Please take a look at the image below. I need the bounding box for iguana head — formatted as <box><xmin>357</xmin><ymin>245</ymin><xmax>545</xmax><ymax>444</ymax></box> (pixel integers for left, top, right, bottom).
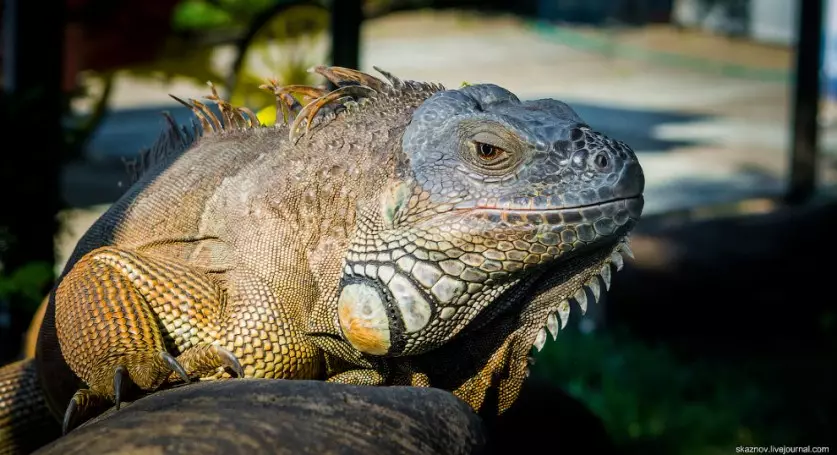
<box><xmin>274</xmin><ymin>67</ymin><xmax>644</xmax><ymax>413</ymax></box>
<box><xmin>335</xmin><ymin>79</ymin><xmax>644</xmax><ymax>360</ymax></box>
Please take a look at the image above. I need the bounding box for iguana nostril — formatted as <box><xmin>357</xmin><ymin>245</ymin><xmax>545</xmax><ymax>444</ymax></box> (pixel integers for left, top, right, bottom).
<box><xmin>593</xmin><ymin>153</ymin><xmax>609</xmax><ymax>170</ymax></box>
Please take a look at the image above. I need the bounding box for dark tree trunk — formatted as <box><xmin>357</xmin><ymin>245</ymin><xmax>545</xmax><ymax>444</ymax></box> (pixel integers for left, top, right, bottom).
<box><xmin>329</xmin><ymin>0</ymin><xmax>362</xmax><ymax>81</ymax></box>
<box><xmin>0</xmin><ymin>0</ymin><xmax>66</xmax><ymax>362</ymax></box>
<box><xmin>786</xmin><ymin>0</ymin><xmax>823</xmax><ymax>204</ymax></box>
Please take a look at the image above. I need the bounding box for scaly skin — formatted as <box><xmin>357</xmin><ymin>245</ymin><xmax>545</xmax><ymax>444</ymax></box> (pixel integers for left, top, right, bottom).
<box><xmin>0</xmin><ymin>66</ymin><xmax>644</xmax><ymax>454</ymax></box>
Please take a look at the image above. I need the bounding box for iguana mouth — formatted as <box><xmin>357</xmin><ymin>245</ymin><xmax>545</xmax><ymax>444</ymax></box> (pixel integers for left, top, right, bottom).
<box><xmin>431</xmin><ymin>196</ymin><xmax>643</xmax><ymax>266</ymax></box>
<box><xmin>453</xmin><ymin>196</ymin><xmax>643</xmax><ymax>226</ymax></box>
<box><xmin>454</xmin><ymin>195</ymin><xmax>641</xmax><ymax>211</ymax></box>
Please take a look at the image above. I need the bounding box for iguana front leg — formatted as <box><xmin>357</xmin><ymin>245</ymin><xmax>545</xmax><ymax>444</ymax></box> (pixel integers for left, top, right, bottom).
<box><xmin>449</xmin><ymin>331</ymin><xmax>528</xmax><ymax>413</ymax></box>
<box><xmin>322</xmin><ymin>353</ymin><xmax>430</xmax><ymax>388</ymax></box>
<box><xmin>55</xmin><ymin>246</ymin><xmax>244</xmax><ymax>433</ymax></box>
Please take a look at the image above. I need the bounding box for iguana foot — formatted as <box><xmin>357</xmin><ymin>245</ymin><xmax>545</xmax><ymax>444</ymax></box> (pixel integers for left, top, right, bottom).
<box><xmin>326</xmin><ymin>363</ymin><xmax>432</xmax><ymax>388</ymax></box>
<box><xmin>62</xmin><ymin>351</ymin><xmax>191</xmax><ymax>434</ymax></box>
<box><xmin>408</xmin><ymin>372</ymin><xmax>431</xmax><ymax>387</ymax></box>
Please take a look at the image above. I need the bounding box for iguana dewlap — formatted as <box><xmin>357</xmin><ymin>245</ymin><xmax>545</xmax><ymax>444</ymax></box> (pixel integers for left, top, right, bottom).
<box><xmin>0</xmin><ymin>66</ymin><xmax>644</xmax><ymax>454</ymax></box>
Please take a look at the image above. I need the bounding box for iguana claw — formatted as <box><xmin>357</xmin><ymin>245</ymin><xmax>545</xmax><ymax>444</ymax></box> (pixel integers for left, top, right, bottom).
<box><xmin>62</xmin><ymin>389</ymin><xmax>109</xmax><ymax>435</ymax></box>
<box><xmin>159</xmin><ymin>351</ymin><xmax>191</xmax><ymax>384</ymax></box>
<box><xmin>214</xmin><ymin>346</ymin><xmax>245</xmax><ymax>378</ymax></box>
<box><xmin>113</xmin><ymin>365</ymin><xmax>127</xmax><ymax>410</ymax></box>
<box><xmin>61</xmin><ymin>393</ymin><xmax>78</xmax><ymax>435</ymax></box>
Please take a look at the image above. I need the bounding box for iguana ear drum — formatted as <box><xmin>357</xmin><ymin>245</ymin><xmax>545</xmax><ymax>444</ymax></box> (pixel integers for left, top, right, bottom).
<box><xmin>337</xmin><ymin>281</ymin><xmax>392</xmax><ymax>355</ymax></box>
<box><xmin>336</xmin><ymin>273</ymin><xmax>430</xmax><ymax>357</ymax></box>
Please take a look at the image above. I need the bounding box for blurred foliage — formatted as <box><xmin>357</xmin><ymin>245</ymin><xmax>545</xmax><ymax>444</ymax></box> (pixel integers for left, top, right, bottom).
<box><xmin>172</xmin><ymin>0</ymin><xmax>240</xmax><ymax>30</ymax></box>
<box><xmin>228</xmin><ymin>3</ymin><xmax>327</xmax><ymax>112</ymax></box>
<box><xmin>532</xmin><ymin>328</ymin><xmax>832</xmax><ymax>455</ymax></box>
<box><xmin>172</xmin><ymin>0</ymin><xmax>302</xmax><ymax>31</ymax></box>
<box><xmin>76</xmin><ymin>0</ymin><xmax>329</xmax><ymax>130</ymax></box>
<box><xmin>0</xmin><ymin>262</ymin><xmax>53</xmax><ymax>313</ymax></box>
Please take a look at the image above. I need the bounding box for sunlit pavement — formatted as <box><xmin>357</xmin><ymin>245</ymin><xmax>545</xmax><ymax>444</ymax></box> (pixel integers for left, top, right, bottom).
<box><xmin>58</xmin><ymin>11</ymin><xmax>837</xmax><ymax>269</ymax></box>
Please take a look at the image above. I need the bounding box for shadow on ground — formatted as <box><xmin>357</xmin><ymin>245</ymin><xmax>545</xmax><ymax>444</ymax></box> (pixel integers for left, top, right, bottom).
<box><xmin>568</xmin><ymin>101</ymin><xmax>708</xmax><ymax>152</ymax></box>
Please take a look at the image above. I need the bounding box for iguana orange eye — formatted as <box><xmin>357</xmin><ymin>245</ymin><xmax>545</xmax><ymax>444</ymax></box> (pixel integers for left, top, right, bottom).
<box><xmin>474</xmin><ymin>142</ymin><xmax>504</xmax><ymax>161</ymax></box>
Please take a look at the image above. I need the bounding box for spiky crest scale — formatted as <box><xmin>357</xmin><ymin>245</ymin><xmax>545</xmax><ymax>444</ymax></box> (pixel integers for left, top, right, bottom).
<box><xmin>126</xmin><ymin>66</ymin><xmax>445</xmax><ymax>185</ymax></box>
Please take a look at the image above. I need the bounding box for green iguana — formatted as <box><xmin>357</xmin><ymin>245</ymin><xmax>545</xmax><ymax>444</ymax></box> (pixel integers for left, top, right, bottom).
<box><xmin>0</xmin><ymin>66</ymin><xmax>644</xmax><ymax>454</ymax></box>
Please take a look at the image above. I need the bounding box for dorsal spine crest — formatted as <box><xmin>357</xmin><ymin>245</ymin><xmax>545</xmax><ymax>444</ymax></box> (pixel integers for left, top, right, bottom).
<box><xmin>128</xmin><ymin>66</ymin><xmax>445</xmax><ymax>184</ymax></box>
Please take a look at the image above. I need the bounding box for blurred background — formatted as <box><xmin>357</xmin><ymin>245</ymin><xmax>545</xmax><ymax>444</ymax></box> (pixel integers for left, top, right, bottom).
<box><xmin>0</xmin><ymin>0</ymin><xmax>834</xmax><ymax>453</ymax></box>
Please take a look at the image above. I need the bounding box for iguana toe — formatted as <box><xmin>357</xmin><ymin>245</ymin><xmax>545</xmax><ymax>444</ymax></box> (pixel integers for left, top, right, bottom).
<box><xmin>158</xmin><ymin>351</ymin><xmax>191</xmax><ymax>384</ymax></box>
<box><xmin>113</xmin><ymin>365</ymin><xmax>127</xmax><ymax>410</ymax></box>
<box><xmin>173</xmin><ymin>344</ymin><xmax>246</xmax><ymax>380</ymax></box>
<box><xmin>213</xmin><ymin>346</ymin><xmax>245</xmax><ymax>378</ymax></box>
<box><xmin>326</xmin><ymin>368</ymin><xmax>386</xmax><ymax>386</ymax></box>
<box><xmin>62</xmin><ymin>389</ymin><xmax>110</xmax><ymax>435</ymax></box>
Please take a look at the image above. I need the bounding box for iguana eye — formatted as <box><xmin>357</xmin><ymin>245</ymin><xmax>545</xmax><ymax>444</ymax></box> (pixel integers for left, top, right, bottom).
<box><xmin>461</xmin><ymin>128</ymin><xmax>522</xmax><ymax>175</ymax></box>
<box><xmin>474</xmin><ymin>142</ymin><xmax>505</xmax><ymax>161</ymax></box>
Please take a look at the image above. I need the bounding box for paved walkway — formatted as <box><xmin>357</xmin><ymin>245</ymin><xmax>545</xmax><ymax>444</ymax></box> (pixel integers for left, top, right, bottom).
<box><xmin>57</xmin><ymin>10</ymin><xmax>837</xmax><ymax>269</ymax></box>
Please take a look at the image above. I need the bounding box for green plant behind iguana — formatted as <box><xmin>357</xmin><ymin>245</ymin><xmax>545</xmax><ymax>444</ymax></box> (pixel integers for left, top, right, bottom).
<box><xmin>0</xmin><ymin>66</ymin><xmax>644</xmax><ymax>454</ymax></box>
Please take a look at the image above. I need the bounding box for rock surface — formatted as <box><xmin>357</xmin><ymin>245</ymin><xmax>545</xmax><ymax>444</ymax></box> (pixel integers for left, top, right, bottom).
<box><xmin>33</xmin><ymin>379</ymin><xmax>486</xmax><ymax>455</ymax></box>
